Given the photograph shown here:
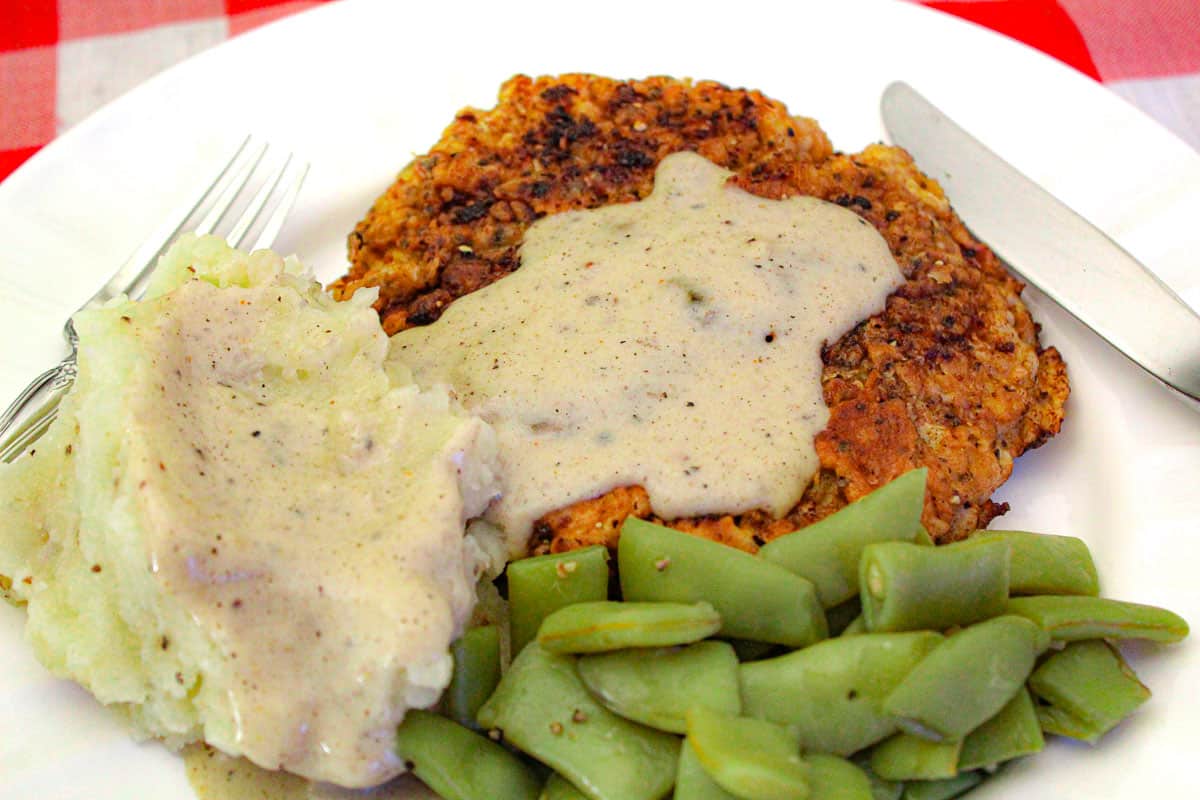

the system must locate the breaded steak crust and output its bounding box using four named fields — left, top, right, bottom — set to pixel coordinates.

left=332, top=74, right=1069, bottom=550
